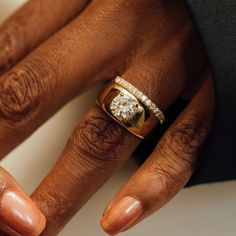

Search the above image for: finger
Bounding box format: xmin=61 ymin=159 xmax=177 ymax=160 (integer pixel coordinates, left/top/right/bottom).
xmin=0 ymin=0 xmax=199 ymax=157
xmin=0 ymin=0 xmax=90 ymax=74
xmin=31 ymin=23 xmax=206 ymax=235
xmin=0 ymin=0 xmax=206 ymax=159
xmin=0 ymin=166 xmax=46 ymax=236
xmin=100 ymin=78 xmax=215 ymax=235
xmin=0 ymin=1 xmax=139 ymax=158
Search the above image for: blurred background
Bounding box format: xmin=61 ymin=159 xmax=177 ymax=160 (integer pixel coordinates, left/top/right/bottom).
xmin=0 ymin=1 xmax=236 ymax=235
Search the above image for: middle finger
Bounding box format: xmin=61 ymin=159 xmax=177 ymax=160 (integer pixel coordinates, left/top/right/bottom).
xmin=0 ymin=1 xmax=142 ymax=157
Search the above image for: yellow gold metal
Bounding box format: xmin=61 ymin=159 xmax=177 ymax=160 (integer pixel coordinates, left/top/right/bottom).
xmin=97 ymin=82 xmax=159 ymax=139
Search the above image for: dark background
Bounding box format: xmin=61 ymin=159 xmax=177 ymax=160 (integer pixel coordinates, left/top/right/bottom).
xmin=136 ymin=0 xmax=236 ymax=186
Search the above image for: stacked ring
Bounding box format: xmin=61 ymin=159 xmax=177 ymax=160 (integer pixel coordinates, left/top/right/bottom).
xmin=97 ymin=76 xmax=165 ymax=139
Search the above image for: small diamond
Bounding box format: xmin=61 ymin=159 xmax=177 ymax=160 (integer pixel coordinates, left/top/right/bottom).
xmin=134 ymin=89 xmax=140 ymax=96
xmin=119 ymin=78 xmax=124 ymax=83
xmin=154 ymin=108 xmax=159 ymax=114
xmin=145 ymin=99 xmax=151 ymax=106
xmin=130 ymin=88 xmax=137 ymax=94
xmin=136 ymin=91 xmax=143 ymax=98
xmin=123 ymin=80 xmax=127 ymax=85
xmin=119 ymin=80 xmax=124 ymax=86
xmin=160 ymin=119 xmax=164 ymax=124
xmin=150 ymin=103 xmax=156 ymax=110
xmin=115 ymin=77 xmax=121 ymax=83
xmin=127 ymin=84 xmax=133 ymax=91
xmin=141 ymin=95 xmax=147 ymax=102
xmin=132 ymin=88 xmax=138 ymax=94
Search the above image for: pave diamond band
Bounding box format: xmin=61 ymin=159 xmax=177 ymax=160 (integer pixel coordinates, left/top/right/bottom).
xmin=115 ymin=76 xmax=165 ymax=124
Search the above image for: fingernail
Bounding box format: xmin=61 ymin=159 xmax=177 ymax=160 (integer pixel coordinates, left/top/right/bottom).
xmin=101 ymin=196 xmax=143 ymax=235
xmin=1 ymin=190 xmax=46 ymax=236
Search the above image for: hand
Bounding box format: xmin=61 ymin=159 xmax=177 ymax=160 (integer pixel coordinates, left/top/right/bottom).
xmin=0 ymin=0 xmax=214 ymax=235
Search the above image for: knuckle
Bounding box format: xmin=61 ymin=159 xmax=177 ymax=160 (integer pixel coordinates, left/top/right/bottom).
xmin=161 ymin=114 xmax=210 ymax=163
xmin=68 ymin=109 xmax=127 ymax=168
xmin=0 ymin=65 xmax=43 ymax=126
xmin=149 ymin=160 xmax=185 ymax=196
xmin=147 ymin=114 xmax=211 ymax=191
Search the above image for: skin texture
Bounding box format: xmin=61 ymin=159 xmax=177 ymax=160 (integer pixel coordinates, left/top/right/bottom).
xmin=0 ymin=0 xmax=91 ymax=74
xmin=0 ymin=0 xmax=215 ymax=235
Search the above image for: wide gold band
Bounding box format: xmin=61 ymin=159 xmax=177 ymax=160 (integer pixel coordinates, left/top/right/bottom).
xmin=97 ymin=79 xmax=165 ymax=139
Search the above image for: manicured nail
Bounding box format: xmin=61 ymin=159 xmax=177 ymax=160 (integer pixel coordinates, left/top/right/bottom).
xmin=101 ymin=196 xmax=143 ymax=235
xmin=1 ymin=190 xmax=46 ymax=236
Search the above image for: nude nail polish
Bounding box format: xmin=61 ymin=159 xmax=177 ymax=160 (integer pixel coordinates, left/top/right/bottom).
xmin=101 ymin=196 xmax=143 ymax=235
xmin=1 ymin=190 xmax=46 ymax=236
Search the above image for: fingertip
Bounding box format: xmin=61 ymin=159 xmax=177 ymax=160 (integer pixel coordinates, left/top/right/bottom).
xmin=100 ymin=217 xmax=118 ymax=236
xmin=100 ymin=217 xmax=113 ymax=235
xmin=32 ymin=206 xmax=46 ymax=236
xmin=100 ymin=196 xmax=143 ymax=235
xmin=1 ymin=190 xmax=46 ymax=236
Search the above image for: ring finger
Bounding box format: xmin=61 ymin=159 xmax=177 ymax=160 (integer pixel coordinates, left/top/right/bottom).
xmin=100 ymin=77 xmax=214 ymax=235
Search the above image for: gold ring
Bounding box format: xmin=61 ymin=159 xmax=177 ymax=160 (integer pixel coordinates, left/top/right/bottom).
xmin=97 ymin=76 xmax=165 ymax=139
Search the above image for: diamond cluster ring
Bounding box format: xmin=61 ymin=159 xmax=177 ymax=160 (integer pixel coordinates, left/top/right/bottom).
xmin=97 ymin=76 xmax=165 ymax=139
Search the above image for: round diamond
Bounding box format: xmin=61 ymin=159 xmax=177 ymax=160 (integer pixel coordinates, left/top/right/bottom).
xmin=110 ymin=94 xmax=142 ymax=121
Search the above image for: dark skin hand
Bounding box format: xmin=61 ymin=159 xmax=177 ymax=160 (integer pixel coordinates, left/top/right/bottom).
xmin=0 ymin=0 xmax=215 ymax=235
